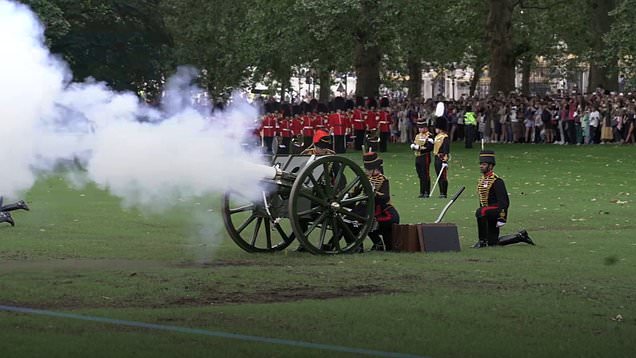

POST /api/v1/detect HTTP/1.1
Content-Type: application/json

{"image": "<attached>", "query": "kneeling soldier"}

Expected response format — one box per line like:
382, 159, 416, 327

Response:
474, 150, 534, 248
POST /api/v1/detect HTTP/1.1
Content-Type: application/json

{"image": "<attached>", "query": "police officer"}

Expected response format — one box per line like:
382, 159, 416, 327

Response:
473, 150, 534, 248
410, 119, 434, 198
464, 106, 477, 148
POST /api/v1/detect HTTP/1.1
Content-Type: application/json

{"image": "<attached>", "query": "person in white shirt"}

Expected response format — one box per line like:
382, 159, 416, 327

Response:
589, 107, 600, 144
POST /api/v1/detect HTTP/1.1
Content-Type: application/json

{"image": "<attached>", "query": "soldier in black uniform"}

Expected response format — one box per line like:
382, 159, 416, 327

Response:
433, 116, 450, 198
473, 150, 534, 248
363, 152, 399, 251
0, 197, 30, 226
410, 119, 434, 198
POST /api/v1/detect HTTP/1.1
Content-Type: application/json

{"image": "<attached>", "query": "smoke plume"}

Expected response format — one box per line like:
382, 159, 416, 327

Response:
0, 0, 266, 213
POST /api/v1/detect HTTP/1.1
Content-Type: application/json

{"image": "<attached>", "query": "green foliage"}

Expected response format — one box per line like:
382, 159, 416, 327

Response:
607, 0, 636, 84
16, 0, 636, 97
20, 0, 173, 95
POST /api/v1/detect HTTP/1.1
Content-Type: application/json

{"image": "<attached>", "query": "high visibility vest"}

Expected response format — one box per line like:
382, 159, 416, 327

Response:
464, 112, 477, 126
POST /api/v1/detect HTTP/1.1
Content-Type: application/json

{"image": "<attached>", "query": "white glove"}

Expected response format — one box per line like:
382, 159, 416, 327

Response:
427, 138, 434, 144
496, 220, 506, 228
410, 144, 419, 150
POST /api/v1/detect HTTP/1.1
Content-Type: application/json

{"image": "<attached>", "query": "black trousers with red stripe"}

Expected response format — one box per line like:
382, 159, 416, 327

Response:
415, 153, 431, 195
475, 206, 500, 246
434, 157, 448, 196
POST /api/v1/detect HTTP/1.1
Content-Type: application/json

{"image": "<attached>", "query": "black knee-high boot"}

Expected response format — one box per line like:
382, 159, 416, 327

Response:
498, 230, 535, 246
1, 200, 30, 212
0, 212, 15, 226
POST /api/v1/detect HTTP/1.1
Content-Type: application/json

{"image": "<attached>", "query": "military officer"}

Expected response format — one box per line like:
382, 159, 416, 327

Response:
410, 119, 434, 198
473, 150, 534, 248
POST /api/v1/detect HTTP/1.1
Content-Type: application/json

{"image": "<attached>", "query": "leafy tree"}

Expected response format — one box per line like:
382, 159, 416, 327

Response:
23, 0, 173, 95
161, 0, 251, 98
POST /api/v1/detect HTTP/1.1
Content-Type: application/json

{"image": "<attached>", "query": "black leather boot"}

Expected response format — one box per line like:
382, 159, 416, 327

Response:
0, 212, 15, 226
0, 200, 30, 212
472, 240, 488, 248
498, 230, 535, 246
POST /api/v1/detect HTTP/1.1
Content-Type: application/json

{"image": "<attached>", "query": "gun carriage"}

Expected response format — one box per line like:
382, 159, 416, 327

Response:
222, 154, 375, 254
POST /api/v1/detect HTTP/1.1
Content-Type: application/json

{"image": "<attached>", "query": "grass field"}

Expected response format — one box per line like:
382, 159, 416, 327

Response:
1, 143, 635, 357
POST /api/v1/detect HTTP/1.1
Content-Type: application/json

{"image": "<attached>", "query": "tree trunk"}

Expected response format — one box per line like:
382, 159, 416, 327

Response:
354, 42, 381, 99
487, 0, 515, 95
318, 69, 331, 103
407, 56, 422, 99
587, 0, 618, 93
521, 56, 532, 96
469, 66, 483, 97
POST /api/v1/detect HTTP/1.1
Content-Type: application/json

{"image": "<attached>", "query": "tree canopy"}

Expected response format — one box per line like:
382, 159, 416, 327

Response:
21, 0, 636, 98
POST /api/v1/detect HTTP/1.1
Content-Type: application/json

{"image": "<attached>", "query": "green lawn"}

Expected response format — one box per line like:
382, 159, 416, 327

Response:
1, 143, 635, 357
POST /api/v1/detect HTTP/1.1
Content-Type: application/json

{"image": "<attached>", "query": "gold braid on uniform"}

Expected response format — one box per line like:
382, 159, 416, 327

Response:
369, 173, 385, 193
477, 173, 497, 207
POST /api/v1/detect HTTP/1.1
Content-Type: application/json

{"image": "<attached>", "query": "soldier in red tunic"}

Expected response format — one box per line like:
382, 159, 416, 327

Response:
328, 109, 349, 153
378, 108, 391, 152
260, 113, 277, 154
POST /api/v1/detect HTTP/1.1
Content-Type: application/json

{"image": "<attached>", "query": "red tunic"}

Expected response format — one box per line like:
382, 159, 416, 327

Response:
365, 111, 378, 131
328, 113, 349, 136
278, 118, 292, 138
301, 115, 314, 136
290, 117, 303, 137
352, 109, 365, 130
261, 115, 277, 137
378, 110, 391, 133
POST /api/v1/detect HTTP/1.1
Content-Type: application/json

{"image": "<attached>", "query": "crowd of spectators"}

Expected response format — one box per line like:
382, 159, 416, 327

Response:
388, 90, 636, 145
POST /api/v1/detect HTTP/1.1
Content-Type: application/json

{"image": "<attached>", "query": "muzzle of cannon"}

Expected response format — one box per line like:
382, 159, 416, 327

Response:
222, 154, 375, 254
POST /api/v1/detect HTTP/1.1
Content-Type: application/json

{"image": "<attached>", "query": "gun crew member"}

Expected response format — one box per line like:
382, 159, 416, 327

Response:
473, 150, 534, 248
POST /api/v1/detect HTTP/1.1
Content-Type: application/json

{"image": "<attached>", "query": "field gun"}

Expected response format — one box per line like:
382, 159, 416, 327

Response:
222, 155, 375, 254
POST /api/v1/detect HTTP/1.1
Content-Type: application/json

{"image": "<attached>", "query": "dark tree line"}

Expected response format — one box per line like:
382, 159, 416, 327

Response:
22, 0, 633, 99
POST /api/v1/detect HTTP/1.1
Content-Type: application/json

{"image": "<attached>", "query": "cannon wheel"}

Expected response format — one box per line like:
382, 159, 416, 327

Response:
289, 156, 375, 254
222, 191, 295, 253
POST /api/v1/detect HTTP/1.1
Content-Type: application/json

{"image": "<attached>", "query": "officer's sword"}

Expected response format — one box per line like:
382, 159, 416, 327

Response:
434, 186, 465, 223
430, 162, 448, 195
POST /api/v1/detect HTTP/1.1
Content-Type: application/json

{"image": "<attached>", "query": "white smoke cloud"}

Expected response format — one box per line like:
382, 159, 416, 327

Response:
0, 0, 267, 214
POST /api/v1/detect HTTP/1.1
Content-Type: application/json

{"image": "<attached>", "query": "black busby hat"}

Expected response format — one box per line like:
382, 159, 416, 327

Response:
333, 96, 346, 111
309, 98, 319, 112
281, 103, 292, 118
435, 116, 448, 131
355, 96, 365, 108
264, 102, 274, 114
479, 150, 496, 165
345, 99, 355, 110
300, 101, 310, 114
379, 97, 390, 108
292, 104, 301, 116
366, 97, 378, 109
363, 152, 383, 170
317, 102, 328, 114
